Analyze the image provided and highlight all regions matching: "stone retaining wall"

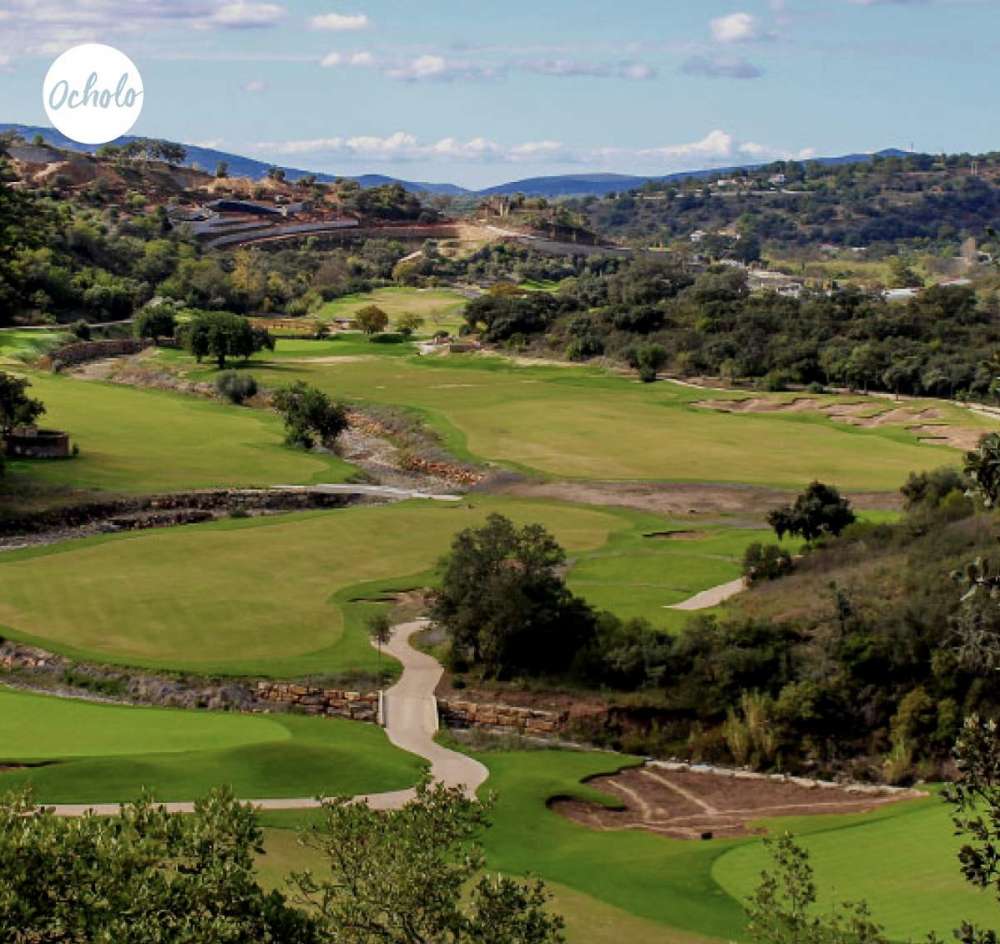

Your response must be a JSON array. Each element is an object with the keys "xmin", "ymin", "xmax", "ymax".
[
  {"xmin": 48, "ymin": 338, "xmax": 151, "ymax": 368},
  {"xmin": 1, "ymin": 488, "xmax": 358, "ymax": 537},
  {"xmin": 256, "ymin": 682, "xmax": 379, "ymax": 722},
  {"xmin": 437, "ymin": 697, "xmax": 567, "ymax": 736}
]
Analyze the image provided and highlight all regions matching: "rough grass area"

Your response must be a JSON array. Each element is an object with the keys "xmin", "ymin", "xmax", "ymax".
[
  {"xmin": 0, "ymin": 330, "xmax": 68, "ymax": 365},
  {"xmin": 0, "ymin": 497, "xmax": 814, "ymax": 677},
  {"xmin": 0, "ymin": 686, "xmax": 422, "ymax": 803},
  {"xmin": 317, "ymin": 286, "xmax": 468, "ymax": 334},
  {"xmin": 6, "ymin": 371, "xmax": 356, "ymax": 493},
  {"xmin": 256, "ymin": 826, "xmax": 712, "ymax": 944},
  {"xmin": 197, "ymin": 353, "xmax": 971, "ymax": 490}
]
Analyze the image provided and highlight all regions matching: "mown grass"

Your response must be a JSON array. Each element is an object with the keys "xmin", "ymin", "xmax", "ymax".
[
  {"xmin": 186, "ymin": 351, "xmax": 970, "ymax": 490},
  {"xmin": 317, "ymin": 287, "xmax": 468, "ymax": 334},
  {"xmin": 6, "ymin": 371, "xmax": 355, "ymax": 494},
  {"xmin": 0, "ymin": 686, "xmax": 423, "ymax": 803},
  {"xmin": 0, "ymin": 497, "xmax": 628, "ymax": 677},
  {"xmin": 475, "ymin": 750, "xmax": 995, "ymax": 943},
  {"xmin": 0, "ymin": 496, "xmax": 809, "ymax": 677}
]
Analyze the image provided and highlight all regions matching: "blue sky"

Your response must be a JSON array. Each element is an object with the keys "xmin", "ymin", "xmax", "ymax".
[{"xmin": 1, "ymin": 0, "xmax": 998, "ymax": 187}]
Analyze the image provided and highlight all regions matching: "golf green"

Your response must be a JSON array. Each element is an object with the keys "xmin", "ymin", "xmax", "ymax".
[{"xmin": 0, "ymin": 686, "xmax": 423, "ymax": 803}]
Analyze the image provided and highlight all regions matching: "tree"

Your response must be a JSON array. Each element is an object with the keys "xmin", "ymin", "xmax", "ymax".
[
  {"xmin": 396, "ymin": 312, "xmax": 424, "ymax": 338},
  {"xmin": 944, "ymin": 716, "xmax": 1000, "ymax": 944},
  {"xmin": 367, "ymin": 612, "xmax": 392, "ymax": 683},
  {"xmin": 429, "ymin": 513, "xmax": 597, "ymax": 679},
  {"xmin": 272, "ymin": 381, "xmax": 348, "ymax": 449},
  {"xmin": 965, "ymin": 433, "xmax": 1000, "ymax": 507},
  {"xmin": 0, "ymin": 787, "xmax": 318, "ymax": 943},
  {"xmin": 768, "ymin": 482, "xmax": 855, "ymax": 542},
  {"xmin": 0, "ymin": 371, "xmax": 45, "ymax": 439},
  {"xmin": 356, "ymin": 304, "xmax": 389, "ymax": 336},
  {"xmin": 289, "ymin": 780, "xmax": 564, "ymax": 944},
  {"xmin": 745, "ymin": 833, "xmax": 890, "ymax": 944},
  {"xmin": 215, "ymin": 160, "xmax": 229, "ymax": 178},
  {"xmin": 624, "ymin": 343, "xmax": 668, "ymax": 382},
  {"xmin": 133, "ymin": 302, "xmax": 177, "ymax": 345},
  {"xmin": 183, "ymin": 311, "xmax": 272, "ymax": 369}
]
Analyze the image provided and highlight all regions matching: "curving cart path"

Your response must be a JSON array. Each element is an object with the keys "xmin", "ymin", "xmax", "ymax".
[{"xmin": 44, "ymin": 619, "xmax": 488, "ymax": 817}]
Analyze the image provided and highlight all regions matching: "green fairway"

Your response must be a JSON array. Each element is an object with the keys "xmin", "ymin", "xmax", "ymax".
[
  {"xmin": 712, "ymin": 796, "xmax": 997, "ymax": 941},
  {"xmin": 211, "ymin": 353, "xmax": 971, "ymax": 490},
  {"xmin": 317, "ymin": 286, "xmax": 468, "ymax": 334},
  {"xmin": 6, "ymin": 371, "xmax": 355, "ymax": 493},
  {"xmin": 474, "ymin": 750, "xmax": 994, "ymax": 943},
  {"xmin": 0, "ymin": 686, "xmax": 422, "ymax": 803},
  {"xmin": 0, "ymin": 497, "xmax": 631, "ymax": 676},
  {"xmin": 0, "ymin": 496, "xmax": 811, "ymax": 676}
]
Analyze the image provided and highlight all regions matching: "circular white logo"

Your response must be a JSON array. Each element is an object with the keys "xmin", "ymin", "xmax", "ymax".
[{"xmin": 42, "ymin": 44, "xmax": 144, "ymax": 145}]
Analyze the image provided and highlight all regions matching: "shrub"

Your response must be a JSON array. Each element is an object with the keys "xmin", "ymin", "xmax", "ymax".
[
  {"xmin": 214, "ymin": 371, "xmax": 258, "ymax": 405},
  {"xmin": 70, "ymin": 319, "xmax": 91, "ymax": 341},
  {"xmin": 743, "ymin": 542, "xmax": 794, "ymax": 582}
]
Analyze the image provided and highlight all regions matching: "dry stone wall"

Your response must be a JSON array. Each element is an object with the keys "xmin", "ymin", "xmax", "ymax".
[
  {"xmin": 437, "ymin": 697, "xmax": 567, "ymax": 736},
  {"xmin": 256, "ymin": 682, "xmax": 379, "ymax": 722}
]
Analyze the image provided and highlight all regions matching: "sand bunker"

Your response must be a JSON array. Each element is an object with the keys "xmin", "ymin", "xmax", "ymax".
[{"xmin": 697, "ymin": 398, "xmax": 981, "ymax": 450}]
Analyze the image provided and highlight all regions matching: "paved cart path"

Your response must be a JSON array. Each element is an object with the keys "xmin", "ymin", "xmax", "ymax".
[{"xmin": 44, "ymin": 620, "xmax": 487, "ymax": 817}]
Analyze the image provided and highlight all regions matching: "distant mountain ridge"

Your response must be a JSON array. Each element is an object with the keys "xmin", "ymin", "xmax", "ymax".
[{"xmin": 0, "ymin": 124, "xmax": 910, "ymax": 198}]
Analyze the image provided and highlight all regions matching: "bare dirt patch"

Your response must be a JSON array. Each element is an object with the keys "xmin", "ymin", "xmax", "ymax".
[
  {"xmin": 643, "ymin": 530, "xmax": 709, "ymax": 540},
  {"xmin": 551, "ymin": 766, "xmax": 918, "ymax": 840},
  {"xmin": 487, "ymin": 479, "xmax": 902, "ymax": 516}
]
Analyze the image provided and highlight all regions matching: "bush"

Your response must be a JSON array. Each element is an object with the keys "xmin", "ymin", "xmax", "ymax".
[
  {"xmin": 742, "ymin": 542, "xmax": 794, "ymax": 582},
  {"xmin": 70, "ymin": 319, "xmax": 91, "ymax": 341},
  {"xmin": 272, "ymin": 381, "xmax": 348, "ymax": 449},
  {"xmin": 214, "ymin": 371, "xmax": 258, "ymax": 405}
]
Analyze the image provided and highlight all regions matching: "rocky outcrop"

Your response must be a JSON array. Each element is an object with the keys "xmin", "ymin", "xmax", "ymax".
[
  {"xmin": 437, "ymin": 697, "xmax": 567, "ymax": 736},
  {"xmin": 255, "ymin": 682, "xmax": 379, "ymax": 722}
]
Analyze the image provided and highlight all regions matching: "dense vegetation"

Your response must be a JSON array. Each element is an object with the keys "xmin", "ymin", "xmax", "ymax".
[
  {"xmin": 455, "ymin": 256, "xmax": 1000, "ymax": 399},
  {"xmin": 0, "ymin": 782, "xmax": 563, "ymax": 943},
  {"xmin": 571, "ymin": 152, "xmax": 1000, "ymax": 254},
  {"xmin": 431, "ymin": 464, "xmax": 1000, "ymax": 783}
]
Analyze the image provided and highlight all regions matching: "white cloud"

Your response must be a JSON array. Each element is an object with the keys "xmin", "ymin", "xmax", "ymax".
[
  {"xmin": 681, "ymin": 54, "xmax": 763, "ymax": 79},
  {"xmin": 242, "ymin": 79, "xmax": 267, "ymax": 92},
  {"xmin": 309, "ymin": 11, "xmax": 369, "ymax": 30},
  {"xmin": 521, "ymin": 58, "xmax": 657, "ymax": 80},
  {"xmin": 710, "ymin": 11, "xmax": 759, "ymax": 43},
  {"xmin": 384, "ymin": 54, "xmax": 502, "ymax": 82},
  {"xmin": 350, "ymin": 51, "xmax": 375, "ymax": 65},
  {"xmin": 206, "ymin": 2, "xmax": 285, "ymax": 28},
  {"xmin": 320, "ymin": 51, "xmax": 343, "ymax": 66},
  {"xmin": 251, "ymin": 129, "xmax": 813, "ymax": 172}
]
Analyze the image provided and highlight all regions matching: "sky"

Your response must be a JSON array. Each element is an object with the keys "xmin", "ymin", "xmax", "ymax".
[{"xmin": 1, "ymin": 0, "xmax": 998, "ymax": 188}]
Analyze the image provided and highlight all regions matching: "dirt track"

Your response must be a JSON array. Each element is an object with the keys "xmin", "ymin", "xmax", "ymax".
[{"xmin": 552, "ymin": 766, "xmax": 920, "ymax": 840}]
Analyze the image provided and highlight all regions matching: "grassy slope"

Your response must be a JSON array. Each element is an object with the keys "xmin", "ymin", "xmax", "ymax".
[
  {"xmin": 711, "ymin": 796, "xmax": 996, "ymax": 941},
  {"xmin": 0, "ymin": 497, "xmax": 628, "ymax": 676},
  {"xmin": 317, "ymin": 287, "xmax": 468, "ymax": 334},
  {"xmin": 205, "ymin": 350, "xmax": 972, "ymax": 490},
  {"xmin": 0, "ymin": 496, "xmax": 814, "ymax": 676},
  {"xmin": 7, "ymin": 371, "xmax": 355, "ymax": 493},
  {"xmin": 0, "ymin": 686, "xmax": 423, "ymax": 803},
  {"xmin": 256, "ymin": 826, "xmax": 714, "ymax": 944}
]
